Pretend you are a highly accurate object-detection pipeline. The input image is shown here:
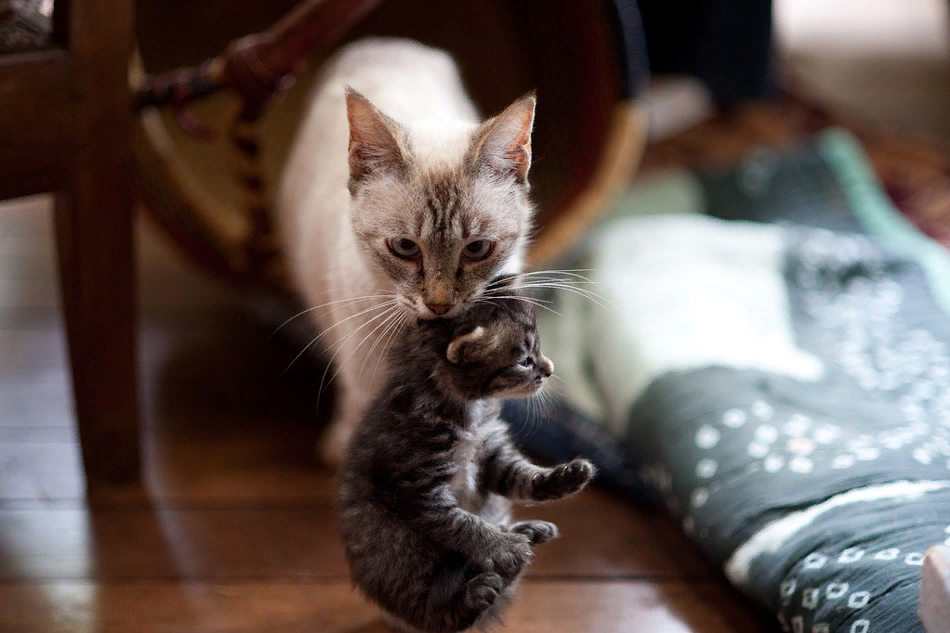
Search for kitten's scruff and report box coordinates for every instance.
[339,287,595,633]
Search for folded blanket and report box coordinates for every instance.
[506,129,950,633]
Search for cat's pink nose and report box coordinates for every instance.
[426,303,453,316]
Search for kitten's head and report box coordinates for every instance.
[428,279,553,400]
[345,88,536,320]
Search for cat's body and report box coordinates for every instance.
[339,292,595,633]
[277,38,537,464]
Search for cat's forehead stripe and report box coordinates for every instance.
[422,176,470,241]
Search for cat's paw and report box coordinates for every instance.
[463,572,504,612]
[486,531,532,580]
[509,520,559,545]
[531,459,596,501]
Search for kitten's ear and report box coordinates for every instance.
[345,88,410,191]
[469,92,536,184]
[446,326,486,364]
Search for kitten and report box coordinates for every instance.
[277,38,538,465]
[339,284,595,633]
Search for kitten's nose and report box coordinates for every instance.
[538,355,554,378]
[426,303,453,316]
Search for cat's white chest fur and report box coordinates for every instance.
[277,39,484,462]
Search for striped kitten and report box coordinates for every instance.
[339,283,595,633]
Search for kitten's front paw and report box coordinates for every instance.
[486,531,532,580]
[531,459,596,501]
[509,520,559,545]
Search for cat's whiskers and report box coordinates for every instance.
[285,299,398,374]
[529,381,556,433]
[370,311,410,386]
[515,269,596,283]
[271,293,398,338]
[483,269,595,292]
[318,303,407,403]
[475,294,562,317]
[314,303,404,408]
[357,307,410,381]
[514,282,613,310]
[482,268,610,310]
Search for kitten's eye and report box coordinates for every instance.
[462,240,494,261]
[388,238,421,259]
[519,356,534,368]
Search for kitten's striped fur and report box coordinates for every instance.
[339,288,595,633]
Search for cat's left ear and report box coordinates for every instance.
[345,88,410,192]
[446,326,486,364]
[469,92,536,185]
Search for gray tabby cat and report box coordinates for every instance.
[339,283,595,633]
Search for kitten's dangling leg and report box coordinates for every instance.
[431,572,504,633]
[455,572,505,629]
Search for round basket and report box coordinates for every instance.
[132,0,649,297]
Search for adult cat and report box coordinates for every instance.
[277,38,537,465]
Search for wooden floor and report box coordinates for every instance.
[0,195,773,632]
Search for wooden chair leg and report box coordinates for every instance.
[52,0,140,491]
[55,178,140,489]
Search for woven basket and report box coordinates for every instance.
[132,0,649,297]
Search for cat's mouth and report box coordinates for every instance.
[408,298,464,320]
[496,380,545,400]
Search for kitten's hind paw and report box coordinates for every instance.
[463,572,504,612]
[531,459,596,501]
[509,520,559,545]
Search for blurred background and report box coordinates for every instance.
[0,1,949,632]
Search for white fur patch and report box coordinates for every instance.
[555,214,825,435]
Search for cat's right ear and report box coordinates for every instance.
[446,326,486,364]
[468,92,536,185]
[345,88,410,192]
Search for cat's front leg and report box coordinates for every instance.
[480,421,596,503]
[528,459,597,502]
[318,369,378,467]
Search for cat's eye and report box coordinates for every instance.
[519,356,534,368]
[462,239,494,261]
[388,238,421,259]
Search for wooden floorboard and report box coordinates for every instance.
[0,196,774,631]
[0,497,716,581]
[0,581,768,633]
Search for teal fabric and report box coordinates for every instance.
[505,129,950,632]
[819,129,950,316]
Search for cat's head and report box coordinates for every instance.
[432,280,553,400]
[345,88,536,320]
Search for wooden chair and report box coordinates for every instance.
[0,0,140,489]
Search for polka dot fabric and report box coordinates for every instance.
[504,131,950,632]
